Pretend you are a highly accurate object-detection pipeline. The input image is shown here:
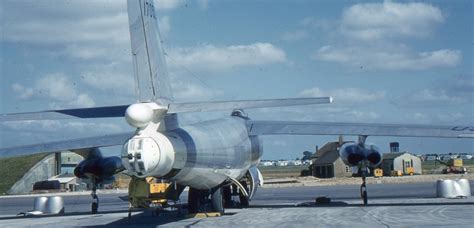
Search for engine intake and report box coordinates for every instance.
[74,156,123,183]
[339,142,382,167]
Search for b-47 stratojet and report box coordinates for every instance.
[1,0,472,214]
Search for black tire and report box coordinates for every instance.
[211,187,224,214]
[223,186,232,207]
[91,202,98,214]
[362,191,368,205]
[187,187,200,214]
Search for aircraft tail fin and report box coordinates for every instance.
[127,0,173,102]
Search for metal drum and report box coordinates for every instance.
[436,179,471,198]
[33,196,48,212]
[44,196,64,214]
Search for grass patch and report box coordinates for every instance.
[0,153,49,194]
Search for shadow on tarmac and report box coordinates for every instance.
[249,200,474,209]
[0,209,131,220]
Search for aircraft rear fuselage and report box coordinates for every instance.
[122,116,262,189]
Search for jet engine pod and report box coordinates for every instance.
[339,143,365,166]
[339,143,382,167]
[74,156,123,182]
[365,144,382,167]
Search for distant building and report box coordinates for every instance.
[48,173,85,192]
[381,152,422,175]
[310,138,353,178]
[61,152,83,175]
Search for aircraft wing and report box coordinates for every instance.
[248,121,474,138]
[0,97,332,122]
[167,97,332,113]
[0,105,129,122]
[0,132,134,158]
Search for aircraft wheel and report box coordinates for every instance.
[223,186,232,207]
[211,187,224,214]
[187,187,201,214]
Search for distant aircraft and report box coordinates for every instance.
[1,0,472,214]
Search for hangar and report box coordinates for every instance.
[381,152,422,175]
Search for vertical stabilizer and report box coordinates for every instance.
[127,0,173,102]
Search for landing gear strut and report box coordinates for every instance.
[91,184,99,214]
[188,187,224,214]
[360,169,368,205]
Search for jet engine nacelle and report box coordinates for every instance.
[74,156,124,183]
[121,132,181,178]
[339,142,382,167]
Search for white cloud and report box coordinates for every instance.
[197,0,210,10]
[158,16,171,37]
[80,66,135,95]
[11,83,34,99]
[12,73,96,108]
[309,1,461,72]
[299,87,385,104]
[313,45,461,71]
[341,1,444,41]
[281,30,309,42]
[155,0,185,10]
[407,89,466,105]
[168,43,287,72]
[399,74,473,107]
[171,80,223,101]
[3,11,129,45]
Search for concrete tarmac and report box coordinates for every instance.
[0,182,473,227]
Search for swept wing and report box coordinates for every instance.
[248,121,474,138]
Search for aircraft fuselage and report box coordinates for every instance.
[122,116,262,189]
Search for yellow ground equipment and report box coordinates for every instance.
[436,157,468,174]
[374,168,383,177]
[391,170,403,176]
[405,167,414,175]
[128,177,184,217]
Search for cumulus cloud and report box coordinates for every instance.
[168,43,287,72]
[399,74,473,106]
[80,64,135,95]
[409,89,466,105]
[299,87,385,104]
[309,1,461,71]
[12,83,34,99]
[156,0,185,10]
[11,73,96,108]
[313,45,461,71]
[158,16,171,37]
[341,1,444,41]
[3,9,129,45]
[171,80,223,101]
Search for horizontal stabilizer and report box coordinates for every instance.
[248,121,474,138]
[167,97,332,113]
[0,132,133,158]
[0,105,129,122]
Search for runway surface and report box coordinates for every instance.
[0,182,473,227]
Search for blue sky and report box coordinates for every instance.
[0,0,472,159]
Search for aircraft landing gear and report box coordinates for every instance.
[188,187,224,214]
[360,171,368,205]
[91,185,99,214]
